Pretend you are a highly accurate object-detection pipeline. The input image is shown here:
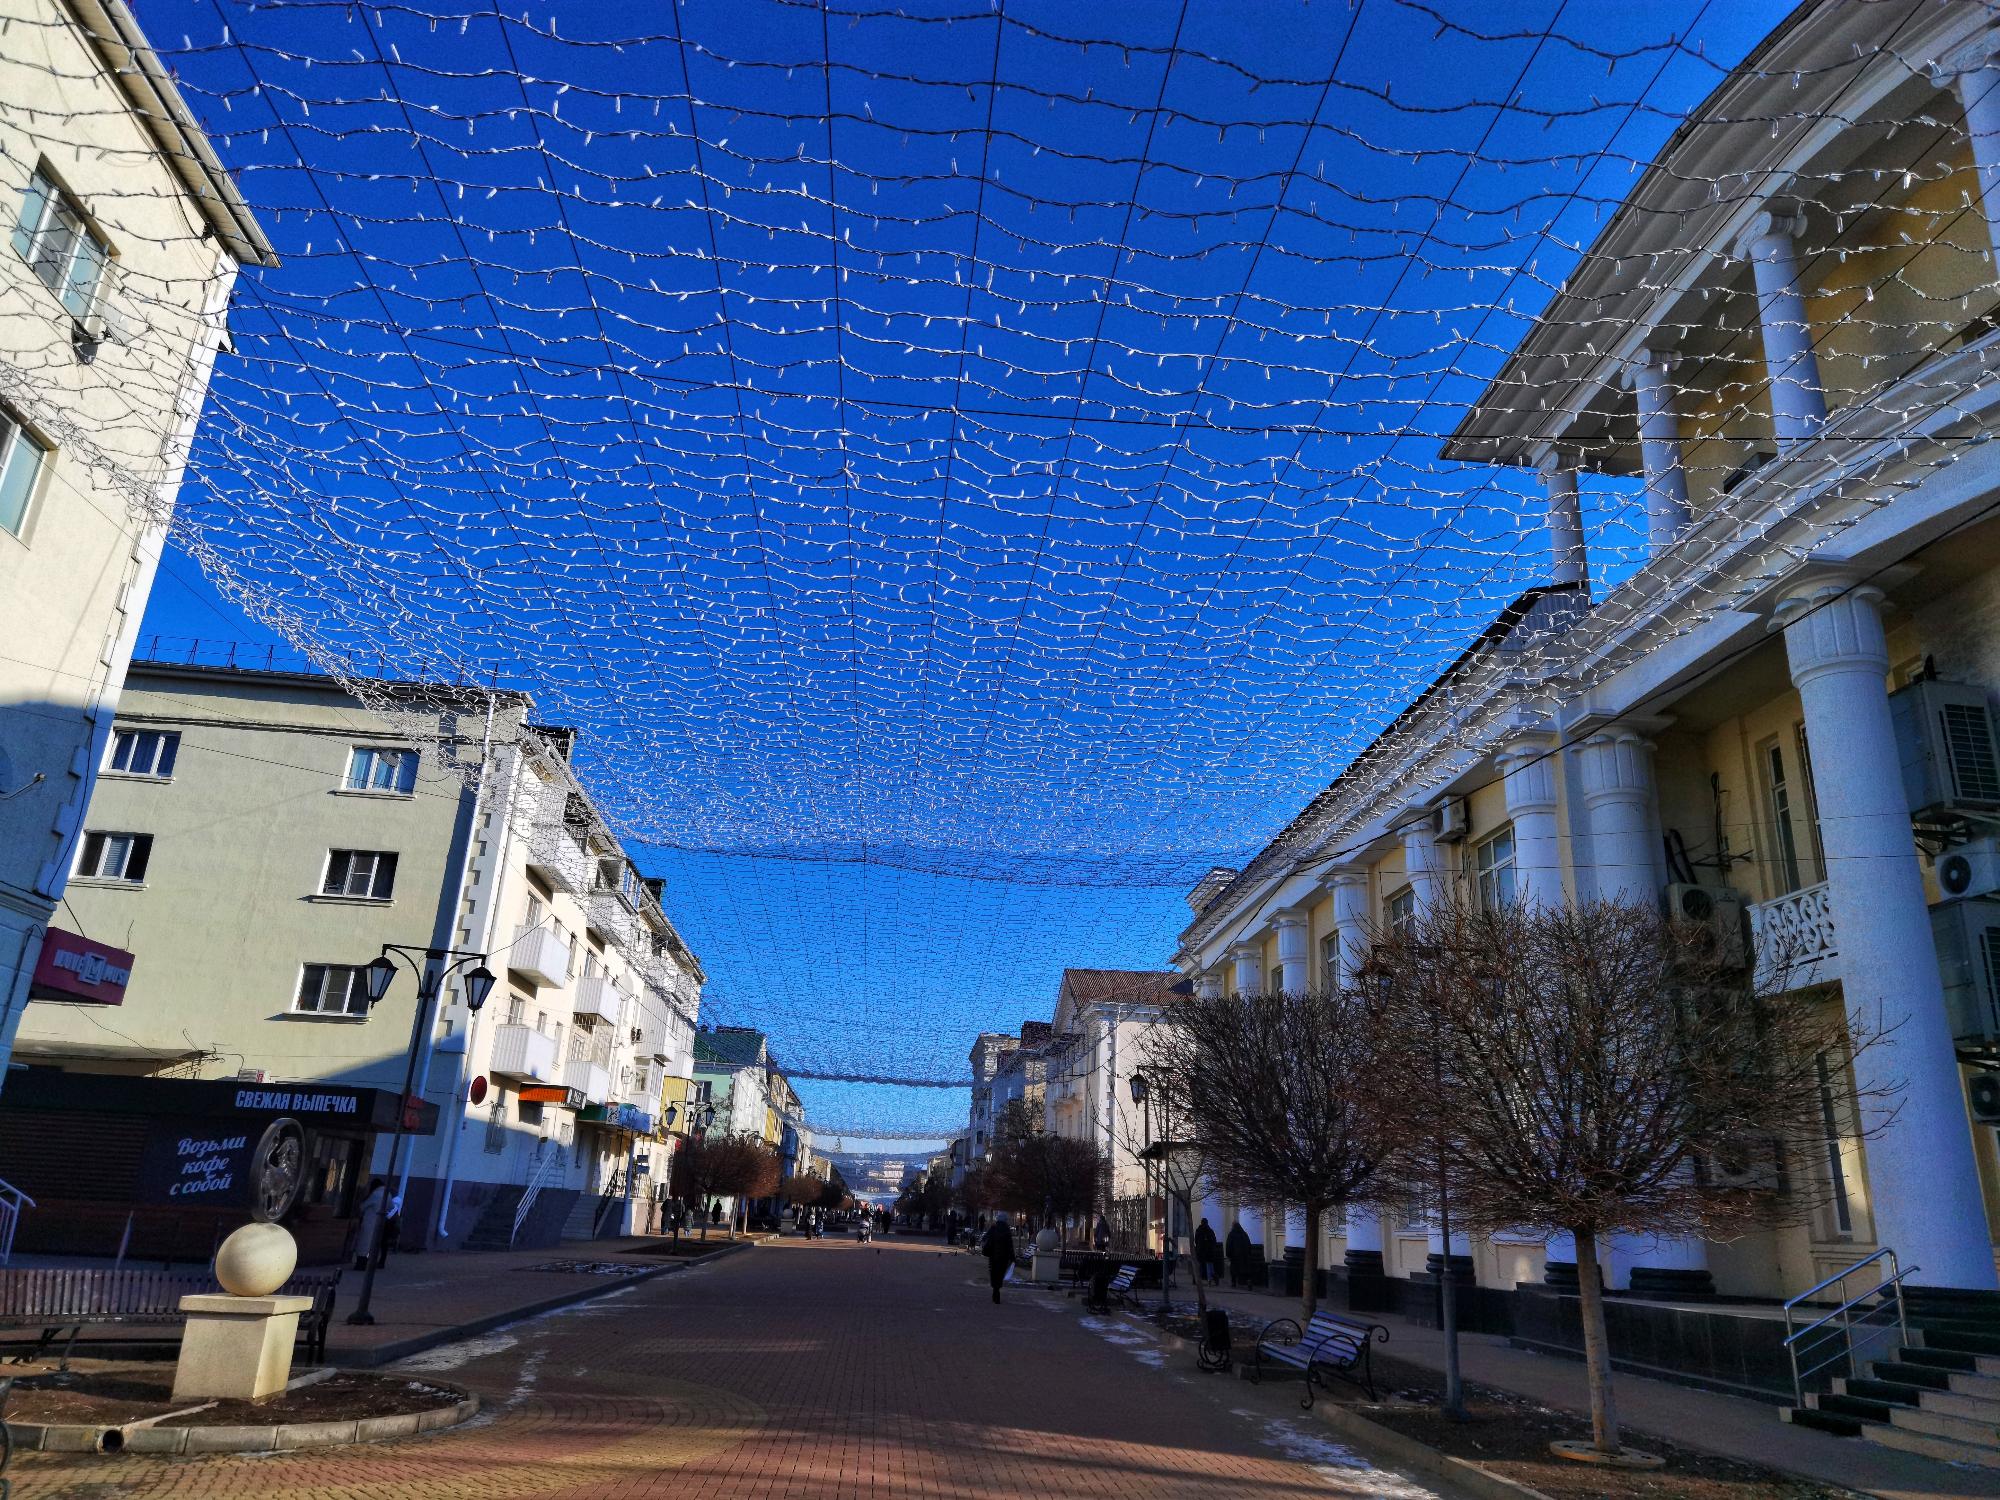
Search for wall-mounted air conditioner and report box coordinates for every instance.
[1433,797,1469,844]
[1889,678,2000,821]
[1970,1071,2000,1125]
[1939,837,2000,901]
[1932,895,2000,1046]
[1665,882,1751,969]
[1698,1135,1783,1194]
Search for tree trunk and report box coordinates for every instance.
[1185,1195,1208,1317]
[1299,1201,1322,1320]
[1572,1228,1622,1454]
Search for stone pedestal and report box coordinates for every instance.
[1031,1227,1062,1284]
[172,1294,313,1401]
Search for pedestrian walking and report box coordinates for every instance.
[353,1178,388,1271]
[1092,1213,1111,1252]
[1225,1219,1254,1289]
[1194,1216,1220,1286]
[979,1212,1015,1304]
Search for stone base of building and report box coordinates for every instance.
[1625,1265,1718,1300]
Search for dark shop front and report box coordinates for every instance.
[0,1068,438,1263]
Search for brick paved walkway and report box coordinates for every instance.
[14,1238,1445,1499]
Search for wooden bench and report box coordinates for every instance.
[0,1265,342,1370]
[1249,1309,1389,1407]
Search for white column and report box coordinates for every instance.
[1734,211,1826,450]
[1400,813,1444,913]
[1620,353,1692,552]
[1574,727,1665,905]
[1274,909,1310,994]
[1935,37,2000,268]
[1195,971,1223,1001]
[1497,732,1564,908]
[1328,868,1370,986]
[1229,942,1262,998]
[1534,452,1588,590]
[1777,578,1996,1289]
[1574,720,1708,1291]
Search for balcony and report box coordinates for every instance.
[573,974,622,1028]
[1751,881,1837,991]
[508,923,572,988]
[490,1023,559,1083]
[564,1056,612,1104]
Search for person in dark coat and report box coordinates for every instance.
[1193,1217,1220,1285]
[1092,1214,1112,1252]
[979,1213,1016,1304]
[1225,1219,1254,1289]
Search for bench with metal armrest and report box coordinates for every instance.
[1249,1309,1390,1407]
[0,1266,342,1370]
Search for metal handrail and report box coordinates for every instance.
[0,1178,36,1267]
[1782,1247,1914,1405]
[510,1142,564,1246]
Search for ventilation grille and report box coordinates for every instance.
[1944,702,2000,803]
[1979,926,2000,1036]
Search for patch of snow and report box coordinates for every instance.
[1230,1409,1441,1498]
[392,1330,518,1372]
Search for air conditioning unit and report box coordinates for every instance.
[1931,894,2000,1046]
[1970,1072,2000,1125]
[1889,678,2000,821]
[1433,797,1470,844]
[1699,1135,1783,1194]
[1665,882,1752,968]
[1940,838,2000,900]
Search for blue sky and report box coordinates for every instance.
[136,0,1796,1145]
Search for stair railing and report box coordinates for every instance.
[0,1178,33,1266]
[509,1142,564,1247]
[1782,1247,1914,1407]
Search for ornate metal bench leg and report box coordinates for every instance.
[1300,1359,1317,1410]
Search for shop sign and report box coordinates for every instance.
[137,1129,253,1205]
[518,1085,584,1110]
[578,1102,652,1133]
[29,929,134,1006]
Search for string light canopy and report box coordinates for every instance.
[14,0,1987,1124]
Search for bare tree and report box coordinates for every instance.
[1368,895,1875,1460]
[992,1130,1104,1244]
[1144,986,1396,1321]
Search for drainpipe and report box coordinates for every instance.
[436,701,514,1238]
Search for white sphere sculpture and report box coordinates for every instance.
[213,1221,299,1297]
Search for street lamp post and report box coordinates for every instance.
[346,945,495,1326]
[1128,1071,1159,1299]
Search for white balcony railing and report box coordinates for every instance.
[564,1056,612,1104]
[490,1023,560,1083]
[509,923,571,989]
[524,792,591,895]
[1751,881,1838,990]
[573,973,622,1028]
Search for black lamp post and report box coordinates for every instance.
[346,945,495,1326]
[1128,1071,1159,1294]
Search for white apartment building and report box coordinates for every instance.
[1179,0,2000,1318]
[7,661,702,1257]
[0,0,273,1076]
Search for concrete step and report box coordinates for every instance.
[1947,1369,2000,1400]
[1867,1361,1952,1391]
[1923,1328,2000,1358]
[1866,1420,2000,1469]
[1887,1404,2000,1447]
[1918,1387,2000,1424]
[1812,1391,1896,1424]
[1896,1345,1982,1374]
[1781,1406,1861,1438]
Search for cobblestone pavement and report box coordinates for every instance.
[13,1238,1444,1499]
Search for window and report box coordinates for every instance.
[295,963,368,1018]
[1761,738,1803,896]
[1816,1053,1854,1237]
[322,849,397,900]
[506,993,526,1025]
[1474,827,1516,910]
[1794,724,1826,880]
[343,746,417,795]
[525,894,545,930]
[12,169,110,319]
[1319,932,1340,989]
[484,1096,507,1154]
[74,830,151,883]
[518,1099,545,1127]
[1386,886,1417,935]
[0,406,47,538]
[107,728,178,778]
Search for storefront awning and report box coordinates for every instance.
[578,1102,653,1134]
[0,1066,441,1134]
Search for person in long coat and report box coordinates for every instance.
[1193,1217,1220,1285]
[979,1213,1016,1304]
[1225,1219,1255,1289]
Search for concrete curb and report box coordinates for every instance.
[334,1239,754,1368]
[1107,1310,1554,1500]
[6,1382,479,1456]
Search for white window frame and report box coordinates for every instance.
[12,167,110,320]
[321,848,398,901]
[343,746,418,796]
[1473,826,1517,911]
[0,405,48,540]
[74,829,151,884]
[106,728,180,779]
[294,963,369,1019]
